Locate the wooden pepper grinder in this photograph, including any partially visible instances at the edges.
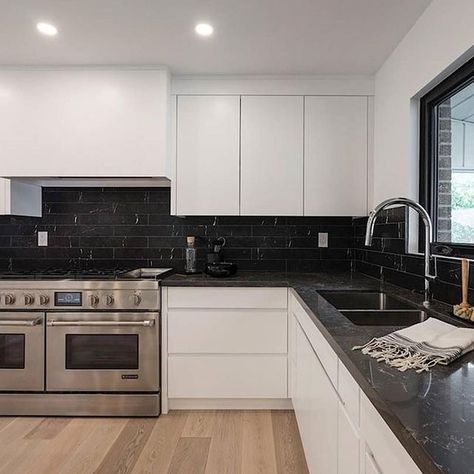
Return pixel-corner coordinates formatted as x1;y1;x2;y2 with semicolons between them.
454;259;473;320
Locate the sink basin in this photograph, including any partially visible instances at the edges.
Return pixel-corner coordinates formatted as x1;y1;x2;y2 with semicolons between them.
319;291;414;310
340;310;428;327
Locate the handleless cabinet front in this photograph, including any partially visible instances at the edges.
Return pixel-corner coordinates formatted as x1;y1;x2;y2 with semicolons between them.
176;95;240;215
240;95;304;215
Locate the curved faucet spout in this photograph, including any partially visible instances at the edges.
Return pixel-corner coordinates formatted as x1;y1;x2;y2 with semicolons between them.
364;197;436;306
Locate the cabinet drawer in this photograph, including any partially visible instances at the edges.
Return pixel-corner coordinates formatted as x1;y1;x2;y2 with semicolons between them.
167;287;288;309
168;309;287;354
168;355;288;398
338;360;360;427
290;292;338;386
360;394;421;474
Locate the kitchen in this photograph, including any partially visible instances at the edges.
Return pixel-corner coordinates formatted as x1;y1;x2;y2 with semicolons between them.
0;1;473;473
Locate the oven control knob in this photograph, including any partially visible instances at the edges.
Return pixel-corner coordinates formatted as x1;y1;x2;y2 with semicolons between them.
24;294;35;305
39;294;50;306
133;294;142;306
89;295;100;307
105;295;114;306
5;294;15;305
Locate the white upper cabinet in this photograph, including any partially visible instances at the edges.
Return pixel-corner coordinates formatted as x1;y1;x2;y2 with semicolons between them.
176;95;240;215
304;96;368;216
240;96;304;215
0;69;169;178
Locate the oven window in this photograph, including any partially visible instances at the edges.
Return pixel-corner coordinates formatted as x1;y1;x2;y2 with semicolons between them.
66;334;139;370
0;334;25;369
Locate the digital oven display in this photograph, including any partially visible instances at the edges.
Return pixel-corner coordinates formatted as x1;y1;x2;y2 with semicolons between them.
55;292;82;306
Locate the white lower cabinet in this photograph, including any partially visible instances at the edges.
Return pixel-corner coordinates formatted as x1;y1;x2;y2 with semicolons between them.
163;287;289;408
293;317;338;473
289;291;421;474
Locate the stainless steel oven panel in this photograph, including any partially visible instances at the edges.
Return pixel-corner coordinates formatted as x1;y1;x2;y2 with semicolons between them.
0;312;45;391
46;312;159;392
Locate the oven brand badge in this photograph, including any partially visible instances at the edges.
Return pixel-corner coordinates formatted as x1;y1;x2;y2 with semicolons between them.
121;374;139;380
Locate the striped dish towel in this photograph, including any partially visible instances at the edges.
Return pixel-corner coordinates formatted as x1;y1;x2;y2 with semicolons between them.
353;318;474;373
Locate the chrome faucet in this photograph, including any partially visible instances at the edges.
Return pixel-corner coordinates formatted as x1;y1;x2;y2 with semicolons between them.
364;197;436;307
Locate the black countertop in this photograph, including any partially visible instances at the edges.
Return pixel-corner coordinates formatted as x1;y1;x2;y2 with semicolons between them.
162;271;474;474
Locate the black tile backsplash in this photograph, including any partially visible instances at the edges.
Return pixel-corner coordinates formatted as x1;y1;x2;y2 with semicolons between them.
0;187;352;273
353;207;474;306
0;188;471;307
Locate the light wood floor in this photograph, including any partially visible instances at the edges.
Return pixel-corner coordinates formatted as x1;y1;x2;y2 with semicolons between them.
0;410;309;474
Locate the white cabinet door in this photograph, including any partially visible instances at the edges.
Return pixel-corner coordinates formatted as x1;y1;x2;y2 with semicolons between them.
338;402;360;474
304;96;368;216
0;69;169;177
293;317;338;474
176;95;240;215
240;96;304;215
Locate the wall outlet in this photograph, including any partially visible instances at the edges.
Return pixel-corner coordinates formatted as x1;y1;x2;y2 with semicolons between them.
318;232;328;248
38;231;48;247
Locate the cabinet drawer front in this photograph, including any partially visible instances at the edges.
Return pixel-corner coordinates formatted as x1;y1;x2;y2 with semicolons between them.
168;309;287;354
361;394;421;474
338;360;360;427
290;292;338;386
167;287;288;309
168;355;288;398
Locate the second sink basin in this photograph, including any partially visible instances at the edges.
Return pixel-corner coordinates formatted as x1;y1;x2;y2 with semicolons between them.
340;310;428;327
319;291;414;310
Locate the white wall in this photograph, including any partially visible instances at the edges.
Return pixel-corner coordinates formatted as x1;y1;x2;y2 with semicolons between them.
373;0;474;206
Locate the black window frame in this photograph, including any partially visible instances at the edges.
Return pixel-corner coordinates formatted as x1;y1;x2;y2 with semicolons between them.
420;55;474;258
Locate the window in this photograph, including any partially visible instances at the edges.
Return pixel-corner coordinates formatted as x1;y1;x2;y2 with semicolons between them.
420;56;474;257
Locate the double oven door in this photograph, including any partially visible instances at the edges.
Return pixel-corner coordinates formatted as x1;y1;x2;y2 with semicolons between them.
0;312;45;391
46;312;160;392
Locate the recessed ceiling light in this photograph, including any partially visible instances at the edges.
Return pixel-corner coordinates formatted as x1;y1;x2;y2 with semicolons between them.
195;23;214;37
36;22;58;36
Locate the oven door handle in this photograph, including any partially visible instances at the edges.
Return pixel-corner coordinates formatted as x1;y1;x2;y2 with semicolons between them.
46;319;155;327
0;317;42;327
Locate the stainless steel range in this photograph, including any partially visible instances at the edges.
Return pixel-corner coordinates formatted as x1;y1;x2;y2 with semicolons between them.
0;269;170;417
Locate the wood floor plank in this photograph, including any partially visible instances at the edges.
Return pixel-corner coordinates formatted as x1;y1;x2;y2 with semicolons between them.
58;418;128;474
167;437;211;474
132;411;188;474
271;410;309;474
205;410;243;474
241;411;278;474
94;418;156;474
23;417;72;440
181;410;217;437
0;417;43;456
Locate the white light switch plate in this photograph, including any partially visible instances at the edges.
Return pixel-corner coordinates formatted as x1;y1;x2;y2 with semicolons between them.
318;232;328;248
38;231;48;247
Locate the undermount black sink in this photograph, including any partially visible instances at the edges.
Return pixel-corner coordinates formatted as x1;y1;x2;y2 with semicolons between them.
340;310;428;327
319;291;415;310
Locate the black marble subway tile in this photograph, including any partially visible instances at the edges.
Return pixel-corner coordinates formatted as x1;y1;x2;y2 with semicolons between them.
365;250;402;270
380;238;406;254
79;236;146;248
78;190;148;203
353;260;382;279
382;268;425;293
114;248;182;260
148;236;186;248
149;215;194;225
79;214;149;225
320;248;351;260
47;202;115;214
42;190;82;202
234;259;287;272
286;259;351;272
218;216;288;226
253;248;321;260
113;225;177;237
0;248;45;259
433;280;474;306
286;216;352;226
44;248;114;259
252;225;289;237
224;236;286;249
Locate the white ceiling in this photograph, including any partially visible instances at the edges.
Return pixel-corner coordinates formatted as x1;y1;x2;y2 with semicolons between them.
0;0;431;75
